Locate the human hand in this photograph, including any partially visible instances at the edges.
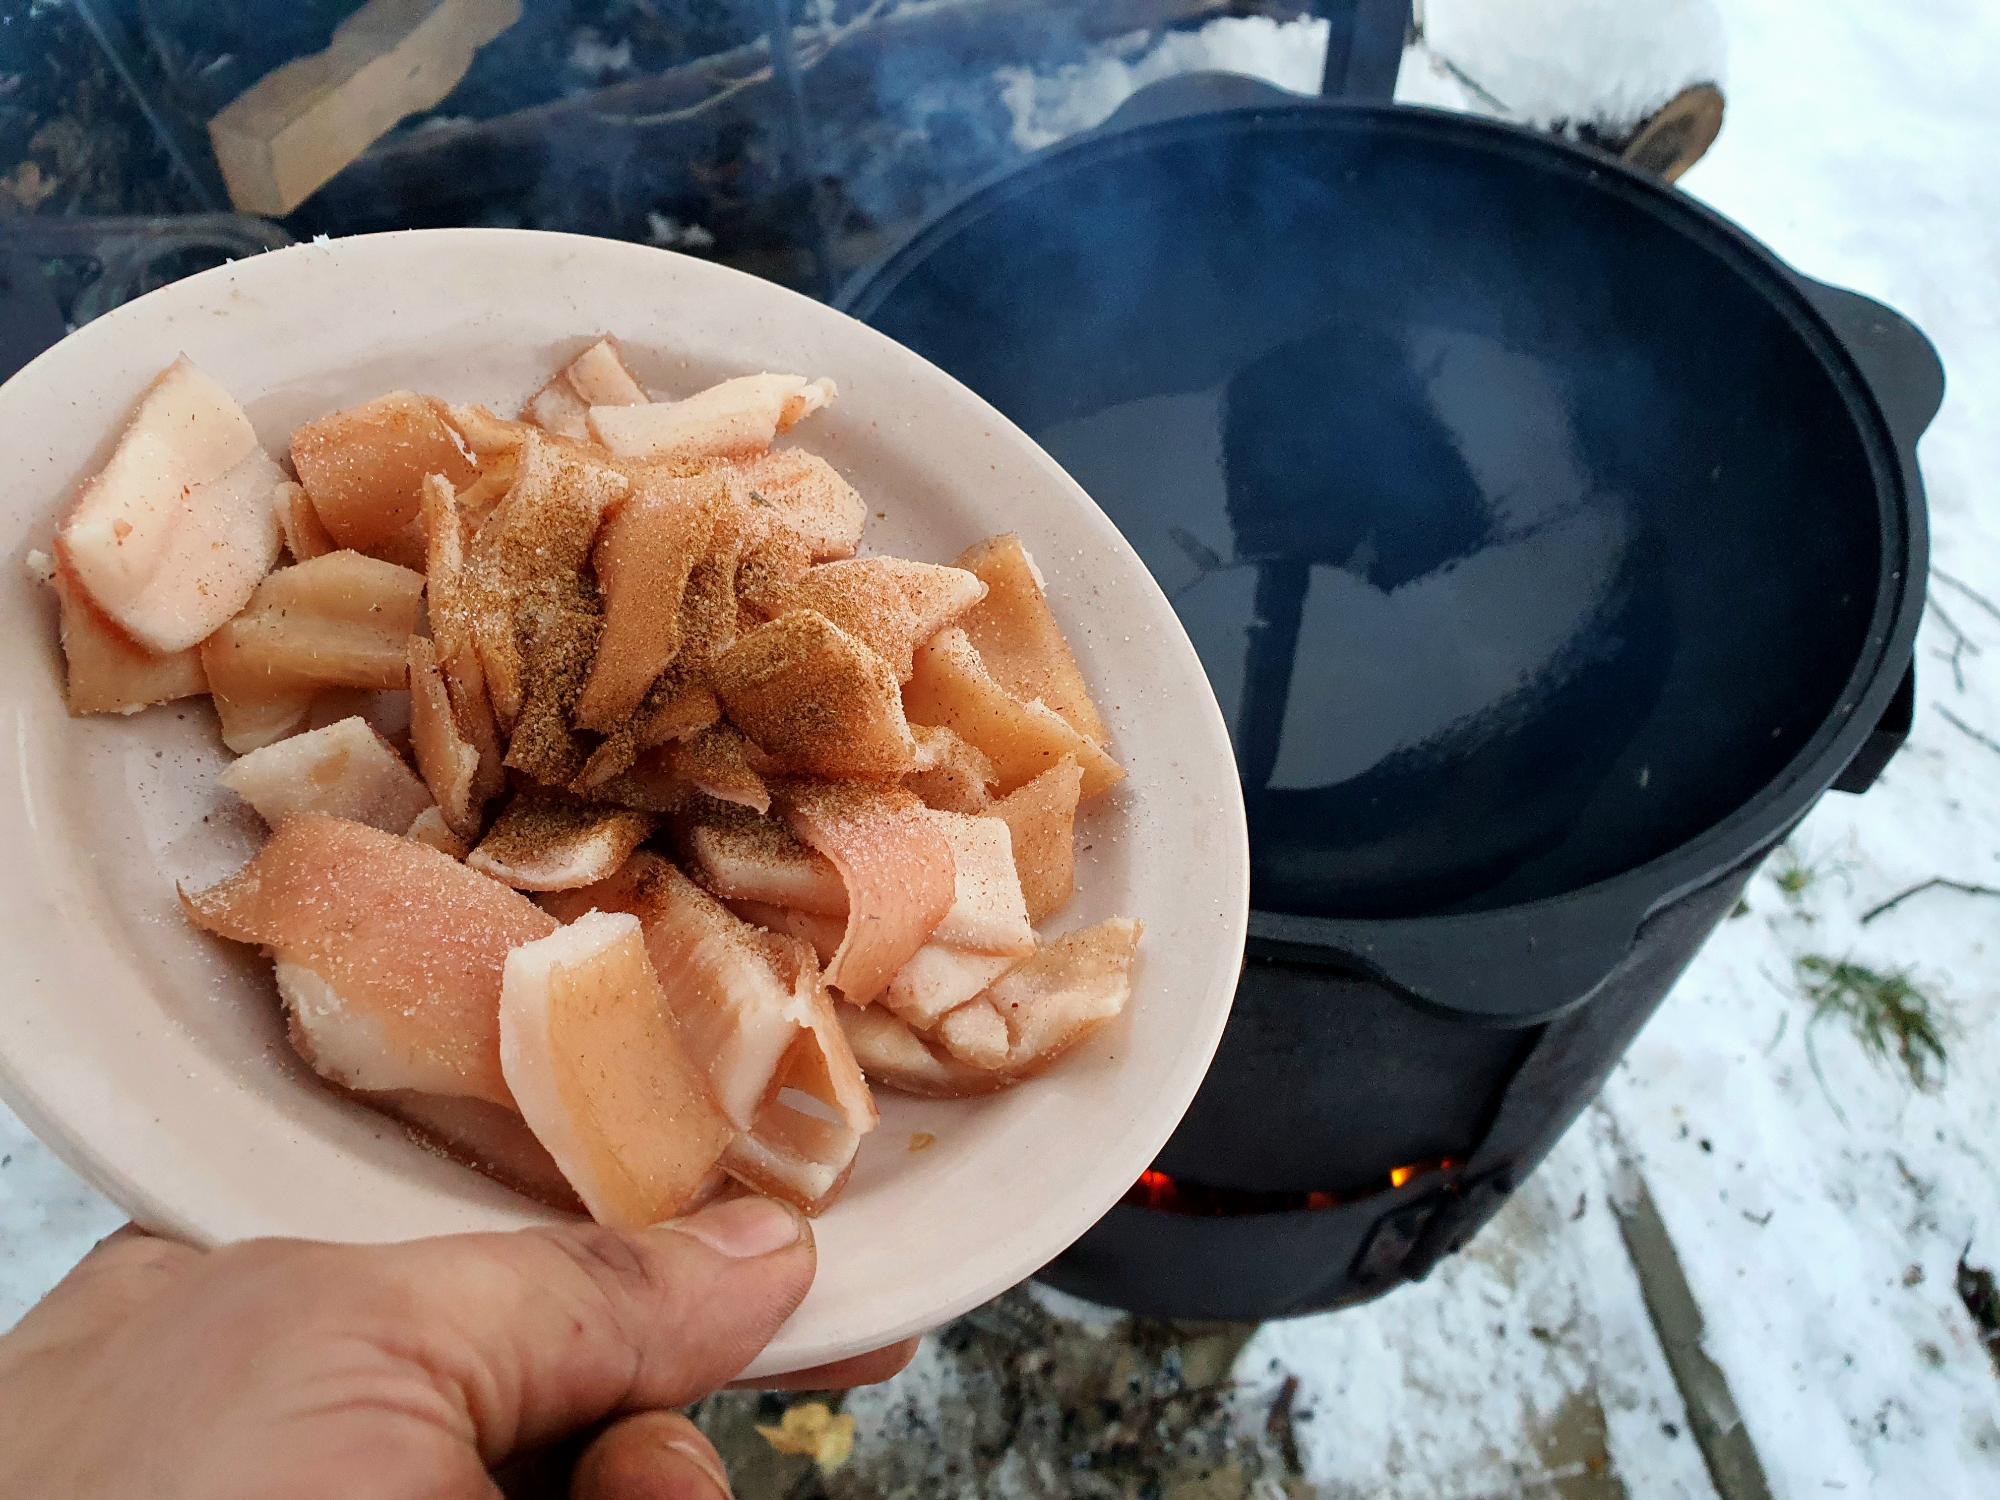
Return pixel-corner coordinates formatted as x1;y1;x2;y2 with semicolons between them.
0;1198;914;1498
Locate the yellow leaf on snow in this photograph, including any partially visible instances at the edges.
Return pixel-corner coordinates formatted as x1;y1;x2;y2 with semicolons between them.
756;1401;857;1473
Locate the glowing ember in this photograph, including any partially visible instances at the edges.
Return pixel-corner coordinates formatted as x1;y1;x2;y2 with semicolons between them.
1125;1160;1456;1217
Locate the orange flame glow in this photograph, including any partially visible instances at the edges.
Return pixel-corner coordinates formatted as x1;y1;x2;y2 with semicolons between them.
1124;1159;1458;1217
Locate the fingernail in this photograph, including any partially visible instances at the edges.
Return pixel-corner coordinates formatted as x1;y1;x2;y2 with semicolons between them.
665;1436;734;1496
665;1195;803;1258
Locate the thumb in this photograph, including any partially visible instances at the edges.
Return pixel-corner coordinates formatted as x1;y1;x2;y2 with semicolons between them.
330;1195;812;1464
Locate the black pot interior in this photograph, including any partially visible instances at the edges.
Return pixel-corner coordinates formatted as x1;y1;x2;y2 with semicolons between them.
849;111;1888;919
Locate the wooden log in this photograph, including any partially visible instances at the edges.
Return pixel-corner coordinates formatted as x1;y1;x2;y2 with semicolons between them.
208;0;523;216
1615;83;1725;183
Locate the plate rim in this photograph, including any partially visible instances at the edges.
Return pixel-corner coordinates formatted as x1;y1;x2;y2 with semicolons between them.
0;226;1251;1374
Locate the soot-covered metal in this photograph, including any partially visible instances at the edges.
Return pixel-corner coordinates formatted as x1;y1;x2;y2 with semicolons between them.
1039;860;1755;1319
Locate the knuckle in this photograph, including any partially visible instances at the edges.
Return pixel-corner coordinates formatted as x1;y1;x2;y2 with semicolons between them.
542;1225;676;1308
213;1240;420;1332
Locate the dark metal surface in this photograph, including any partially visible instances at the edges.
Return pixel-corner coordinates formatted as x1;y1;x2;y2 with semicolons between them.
848;93;1937;1316
1153;951;1531;1196
1040;1172;1443;1322
1833;662;1915;796
844;102;1934;1024
1316;0;1411;102
1040;857;1760;1317
1399;844;1757;1283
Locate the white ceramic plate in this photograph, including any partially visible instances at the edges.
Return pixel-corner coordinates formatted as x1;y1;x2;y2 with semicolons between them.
0;229;1247;1376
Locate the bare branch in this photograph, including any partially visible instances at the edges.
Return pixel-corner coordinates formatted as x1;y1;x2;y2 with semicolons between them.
1861;876;2000;925
1934;567;2000;626
1940;705;2000;757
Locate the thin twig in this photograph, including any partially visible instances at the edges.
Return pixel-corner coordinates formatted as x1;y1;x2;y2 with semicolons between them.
1406;0;1511;112
1929;597;1981;649
1862;877;2000;925
1933;645;1969;693
1939;705;2000;757
1414;42;1514;115
598;61;773;128
1928;598;1981;692
598;0;893;127
1933;567;2000;626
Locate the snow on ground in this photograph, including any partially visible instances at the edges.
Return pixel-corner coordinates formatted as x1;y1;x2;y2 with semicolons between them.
1607;0;2000;1490
0;1119;118;1328
1234;1119;1721;1497
817;1121;1718;1497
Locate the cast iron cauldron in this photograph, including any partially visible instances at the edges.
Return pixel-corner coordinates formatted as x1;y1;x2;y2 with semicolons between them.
841;78;1940;1316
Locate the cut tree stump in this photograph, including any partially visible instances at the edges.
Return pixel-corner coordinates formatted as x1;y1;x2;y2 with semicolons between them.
1617;83;1726;183
208;0;523;216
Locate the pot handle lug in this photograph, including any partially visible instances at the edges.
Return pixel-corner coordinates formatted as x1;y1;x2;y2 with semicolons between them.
1791;275;1944;459
1789;275;1936;797
1250;886;1649;1028
1832;659;1915;795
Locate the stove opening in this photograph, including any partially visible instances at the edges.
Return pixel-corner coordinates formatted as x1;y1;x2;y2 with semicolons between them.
1124;1159;1457;1217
